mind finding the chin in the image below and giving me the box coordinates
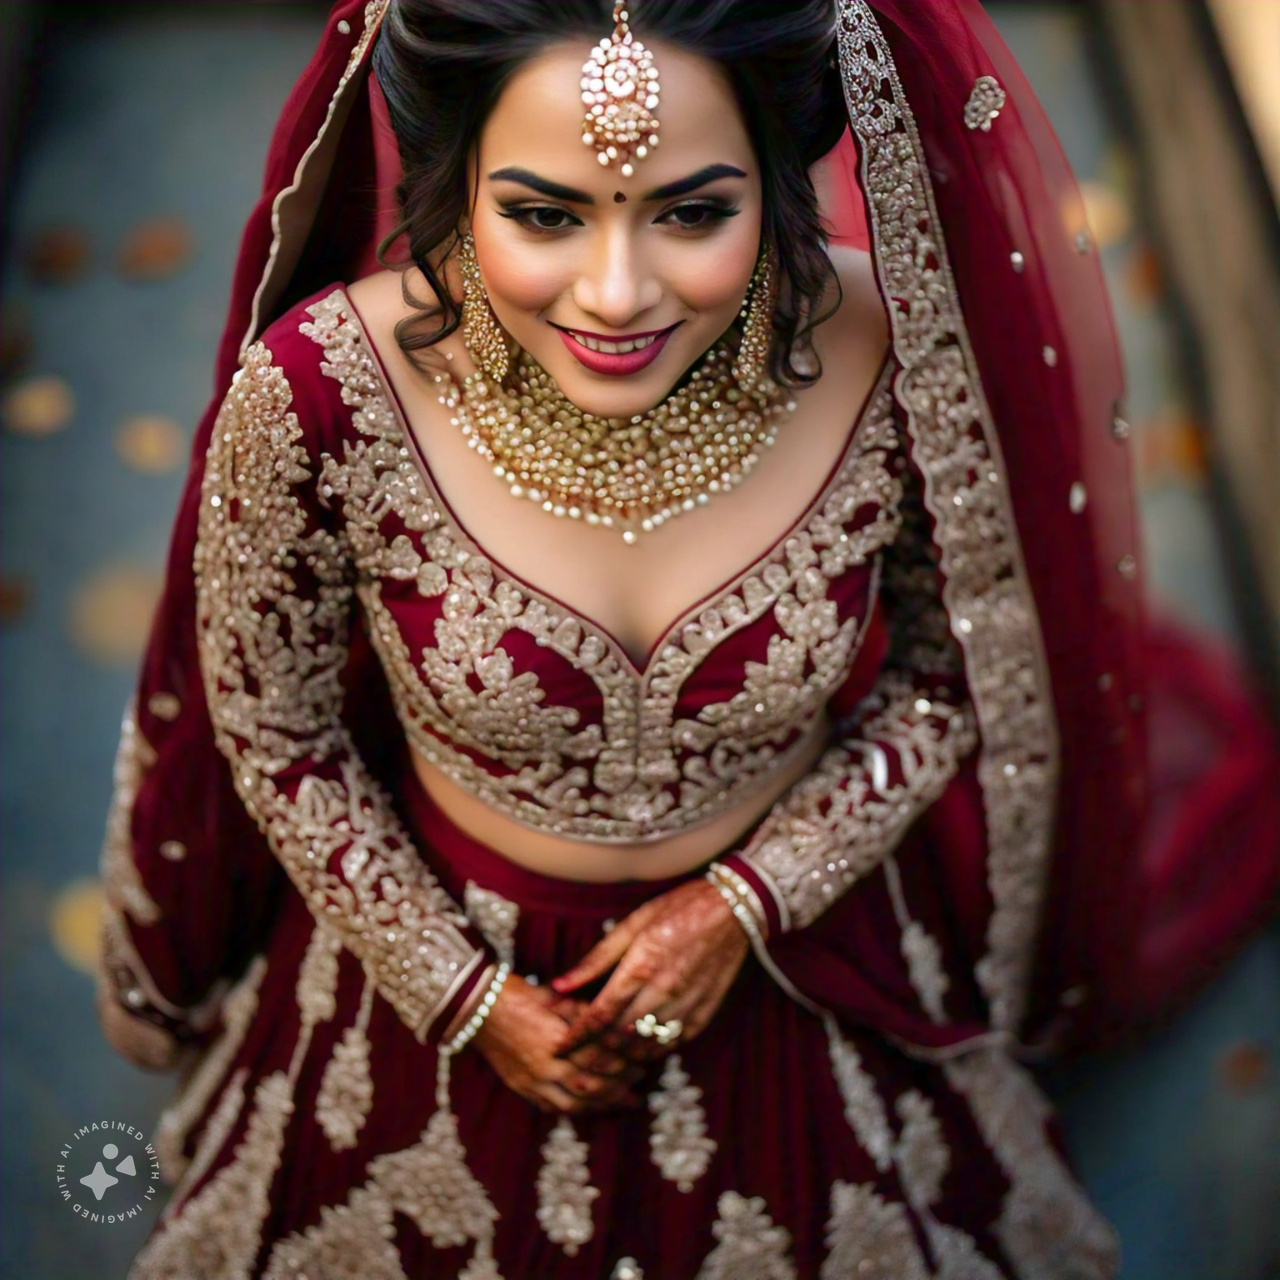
[550,372,673,419]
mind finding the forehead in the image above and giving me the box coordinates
[479,38,755,186]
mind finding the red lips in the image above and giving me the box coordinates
[555,323,679,376]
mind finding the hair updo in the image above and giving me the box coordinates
[373,0,846,386]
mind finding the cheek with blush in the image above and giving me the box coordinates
[473,229,568,338]
[667,238,758,327]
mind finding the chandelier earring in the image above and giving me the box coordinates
[457,228,510,383]
[732,249,778,393]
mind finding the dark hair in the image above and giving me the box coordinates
[372,0,845,386]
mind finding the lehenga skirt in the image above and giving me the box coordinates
[126,767,1119,1280]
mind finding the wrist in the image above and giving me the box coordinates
[441,960,511,1057]
[705,861,771,945]
[715,853,787,936]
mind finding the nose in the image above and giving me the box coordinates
[571,224,663,328]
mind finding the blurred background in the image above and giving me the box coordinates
[1,2,1277,1277]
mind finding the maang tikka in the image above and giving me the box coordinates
[458,228,510,382]
[581,4,660,176]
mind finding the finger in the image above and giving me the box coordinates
[564,1043,636,1078]
[557,966,657,1054]
[595,1024,655,1060]
[547,1061,641,1111]
[542,1082,587,1115]
[551,913,647,994]
[561,1069,621,1102]
[676,993,719,1045]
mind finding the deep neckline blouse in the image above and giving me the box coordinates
[289,287,906,841]
[340,285,897,679]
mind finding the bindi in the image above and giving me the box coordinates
[613,191,627,203]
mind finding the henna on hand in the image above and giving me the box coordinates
[472,975,643,1114]
[551,877,749,1058]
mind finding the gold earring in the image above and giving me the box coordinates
[458,229,509,383]
[733,250,777,392]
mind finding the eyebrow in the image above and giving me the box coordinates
[486,163,748,205]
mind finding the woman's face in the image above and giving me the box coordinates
[467,38,763,419]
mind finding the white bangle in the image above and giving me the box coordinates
[705,869,768,948]
[705,861,771,940]
[442,961,510,1058]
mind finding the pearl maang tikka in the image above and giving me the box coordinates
[581,4,660,177]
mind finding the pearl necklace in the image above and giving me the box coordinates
[434,339,796,544]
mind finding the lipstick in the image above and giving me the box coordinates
[555,323,678,376]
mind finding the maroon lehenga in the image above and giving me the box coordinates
[94,2,1273,1277]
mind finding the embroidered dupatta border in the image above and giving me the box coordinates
[836,0,1060,1034]
[241,0,392,361]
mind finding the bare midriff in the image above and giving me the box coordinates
[409,712,830,882]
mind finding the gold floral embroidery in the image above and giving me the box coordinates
[928,1223,1005,1280]
[464,881,519,965]
[739,677,977,930]
[944,1050,1119,1280]
[131,1070,294,1280]
[696,1191,796,1280]
[894,1090,948,1211]
[154,955,269,1184]
[302,293,902,843]
[262,1185,406,1280]
[376,1105,500,1250]
[100,696,162,926]
[883,855,950,1024]
[648,1053,716,1192]
[821,1180,930,1280]
[296,919,343,1029]
[536,1116,599,1255]
[194,339,481,1042]
[159,1067,249,1226]
[824,1017,894,1172]
[892,1091,1005,1280]
[316,979,375,1152]
[837,0,1059,1033]
[147,690,182,721]
[963,76,1007,132]
[735,434,977,934]
[262,1088,507,1280]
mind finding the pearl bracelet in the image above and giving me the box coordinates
[442,961,510,1058]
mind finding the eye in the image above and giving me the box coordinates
[499,205,580,232]
[659,200,739,230]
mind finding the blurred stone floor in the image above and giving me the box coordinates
[0,4,1276,1277]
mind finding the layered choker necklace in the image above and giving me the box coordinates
[434,336,797,545]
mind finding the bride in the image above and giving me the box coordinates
[98,2,1148,1276]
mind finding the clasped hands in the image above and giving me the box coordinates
[472,877,748,1115]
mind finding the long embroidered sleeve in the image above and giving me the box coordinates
[724,460,978,934]
[193,338,484,1043]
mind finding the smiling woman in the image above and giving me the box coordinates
[98,2,1151,1277]
[464,40,764,420]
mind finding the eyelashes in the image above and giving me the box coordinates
[497,206,579,232]
[496,199,741,233]
[661,200,741,229]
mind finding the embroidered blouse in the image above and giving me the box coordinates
[191,286,977,1041]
